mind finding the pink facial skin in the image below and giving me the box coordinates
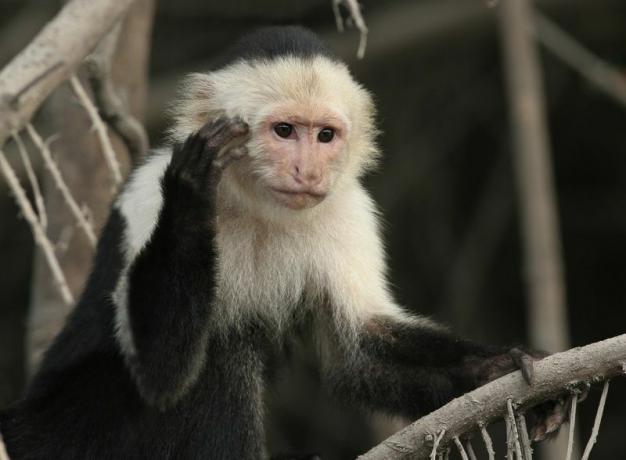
[258,108,348,210]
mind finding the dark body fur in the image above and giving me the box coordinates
[0,28,532,459]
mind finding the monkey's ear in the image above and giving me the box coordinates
[168,73,221,142]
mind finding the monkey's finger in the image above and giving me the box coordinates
[214,146,248,171]
[204,117,249,151]
[509,348,535,385]
[198,117,230,144]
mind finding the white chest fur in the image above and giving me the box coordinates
[214,216,314,331]
[115,151,405,344]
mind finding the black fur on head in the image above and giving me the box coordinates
[218,26,337,68]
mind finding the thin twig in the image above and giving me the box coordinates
[0,149,74,305]
[516,414,533,460]
[12,131,47,228]
[505,416,516,460]
[331,0,344,32]
[85,23,148,162]
[430,429,446,460]
[480,425,495,460]
[533,12,626,110]
[465,441,477,460]
[26,123,97,247]
[0,435,9,460]
[581,380,610,460]
[565,394,578,460]
[331,0,368,59]
[507,399,524,460]
[453,437,469,460]
[69,75,122,187]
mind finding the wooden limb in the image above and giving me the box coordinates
[357,334,626,460]
[429,429,445,460]
[0,433,9,460]
[453,437,469,460]
[0,149,73,306]
[516,414,533,460]
[480,425,496,460]
[84,24,149,162]
[565,394,578,460]
[12,131,46,228]
[506,399,524,460]
[0,0,138,145]
[69,75,123,188]
[498,0,570,356]
[331,0,368,59]
[26,124,96,247]
[499,5,576,454]
[580,380,610,460]
[465,441,477,460]
[533,12,626,109]
[504,416,515,460]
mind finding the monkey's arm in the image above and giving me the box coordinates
[114,119,247,408]
[326,316,535,418]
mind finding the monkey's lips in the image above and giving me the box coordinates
[270,187,327,209]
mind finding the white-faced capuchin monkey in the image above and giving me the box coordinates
[0,27,567,460]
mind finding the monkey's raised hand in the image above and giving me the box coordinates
[163,117,249,219]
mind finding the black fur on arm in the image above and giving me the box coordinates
[122,118,248,409]
[324,316,520,419]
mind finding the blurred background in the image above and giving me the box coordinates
[1,0,625,458]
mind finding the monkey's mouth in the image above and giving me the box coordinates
[271,188,326,198]
[270,187,327,209]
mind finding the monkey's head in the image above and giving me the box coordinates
[170,27,378,214]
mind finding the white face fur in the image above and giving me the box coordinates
[115,55,410,351]
[170,56,379,217]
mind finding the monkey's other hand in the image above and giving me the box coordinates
[164,117,249,211]
[467,348,572,442]
[472,347,546,386]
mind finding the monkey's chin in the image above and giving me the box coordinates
[270,188,326,210]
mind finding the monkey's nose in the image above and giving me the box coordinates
[293,167,322,187]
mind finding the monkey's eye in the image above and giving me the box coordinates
[274,123,293,138]
[318,127,335,143]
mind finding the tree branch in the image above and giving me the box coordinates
[69,75,123,188]
[84,24,149,162]
[0,149,73,306]
[0,432,9,460]
[580,379,610,460]
[331,0,368,59]
[358,334,626,460]
[533,11,626,110]
[498,0,570,354]
[0,0,138,145]
[12,131,46,228]
[26,124,96,247]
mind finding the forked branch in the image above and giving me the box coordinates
[358,334,626,460]
[0,0,138,145]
